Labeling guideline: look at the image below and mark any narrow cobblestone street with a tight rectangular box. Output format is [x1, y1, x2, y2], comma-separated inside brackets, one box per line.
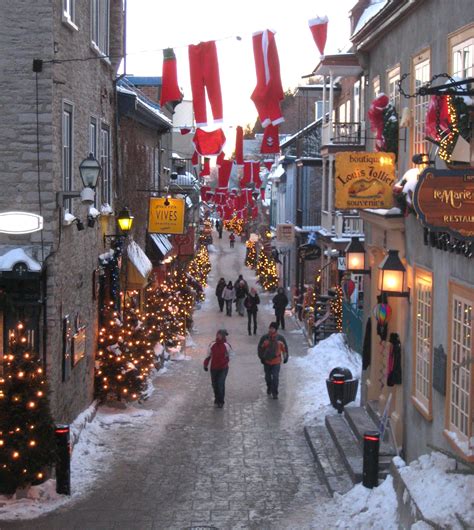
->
[1, 232, 330, 530]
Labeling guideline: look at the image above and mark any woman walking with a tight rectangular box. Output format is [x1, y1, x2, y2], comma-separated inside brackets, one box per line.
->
[215, 277, 226, 312]
[222, 281, 235, 316]
[272, 287, 289, 330]
[203, 329, 232, 408]
[244, 287, 260, 335]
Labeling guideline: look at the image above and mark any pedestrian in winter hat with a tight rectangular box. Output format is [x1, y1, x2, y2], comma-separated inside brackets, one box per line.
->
[257, 322, 288, 399]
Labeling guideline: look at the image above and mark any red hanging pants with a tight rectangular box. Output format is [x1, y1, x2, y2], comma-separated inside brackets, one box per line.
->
[251, 30, 285, 128]
[188, 40, 223, 127]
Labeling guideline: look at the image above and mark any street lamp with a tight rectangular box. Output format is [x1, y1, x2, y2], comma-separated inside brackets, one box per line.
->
[117, 207, 134, 233]
[78, 153, 101, 203]
[378, 249, 410, 298]
[345, 236, 371, 275]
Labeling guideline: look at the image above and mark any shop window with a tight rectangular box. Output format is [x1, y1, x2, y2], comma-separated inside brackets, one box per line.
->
[448, 23, 474, 79]
[387, 65, 400, 114]
[446, 283, 473, 459]
[412, 269, 433, 419]
[411, 49, 430, 162]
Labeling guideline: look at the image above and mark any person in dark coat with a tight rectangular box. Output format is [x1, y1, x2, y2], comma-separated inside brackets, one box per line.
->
[244, 287, 260, 335]
[229, 232, 235, 248]
[257, 322, 289, 399]
[235, 279, 248, 316]
[215, 277, 226, 312]
[272, 287, 289, 330]
[203, 329, 232, 407]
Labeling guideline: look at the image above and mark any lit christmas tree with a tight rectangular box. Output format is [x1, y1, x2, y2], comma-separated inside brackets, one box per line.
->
[245, 240, 257, 269]
[0, 323, 56, 494]
[331, 285, 343, 332]
[95, 302, 146, 402]
[256, 250, 278, 291]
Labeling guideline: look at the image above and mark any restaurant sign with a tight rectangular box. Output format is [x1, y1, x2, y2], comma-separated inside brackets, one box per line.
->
[335, 152, 395, 209]
[413, 167, 474, 242]
[148, 198, 185, 235]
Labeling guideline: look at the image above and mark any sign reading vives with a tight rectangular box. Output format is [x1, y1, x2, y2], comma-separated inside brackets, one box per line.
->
[335, 152, 395, 209]
[148, 198, 185, 235]
[413, 167, 474, 242]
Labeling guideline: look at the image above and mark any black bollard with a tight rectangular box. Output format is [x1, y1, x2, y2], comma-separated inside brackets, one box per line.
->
[363, 430, 380, 488]
[332, 373, 346, 413]
[55, 424, 71, 495]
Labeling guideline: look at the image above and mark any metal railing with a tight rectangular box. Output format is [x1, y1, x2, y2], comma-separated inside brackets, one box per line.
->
[322, 121, 364, 146]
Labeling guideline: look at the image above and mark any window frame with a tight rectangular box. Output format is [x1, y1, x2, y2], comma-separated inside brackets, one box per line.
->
[62, 0, 78, 30]
[448, 23, 474, 79]
[62, 101, 74, 213]
[372, 76, 380, 99]
[100, 123, 112, 206]
[89, 116, 99, 207]
[387, 64, 401, 115]
[411, 267, 433, 420]
[91, 0, 110, 57]
[411, 48, 431, 164]
[445, 281, 474, 461]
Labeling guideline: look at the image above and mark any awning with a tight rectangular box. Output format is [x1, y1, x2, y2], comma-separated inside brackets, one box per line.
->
[125, 240, 152, 289]
[149, 233, 173, 258]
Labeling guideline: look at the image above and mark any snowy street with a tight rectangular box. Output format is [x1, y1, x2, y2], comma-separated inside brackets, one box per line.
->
[0, 232, 333, 529]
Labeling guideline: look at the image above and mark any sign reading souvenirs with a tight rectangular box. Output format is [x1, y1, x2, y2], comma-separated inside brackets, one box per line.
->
[276, 223, 295, 244]
[413, 167, 474, 242]
[148, 198, 186, 235]
[335, 152, 395, 209]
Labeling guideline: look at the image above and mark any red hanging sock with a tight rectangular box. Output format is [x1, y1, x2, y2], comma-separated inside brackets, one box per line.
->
[160, 48, 182, 107]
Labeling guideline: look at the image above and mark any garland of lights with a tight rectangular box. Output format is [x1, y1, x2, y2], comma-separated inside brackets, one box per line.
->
[438, 95, 460, 162]
[224, 216, 244, 235]
[0, 323, 56, 494]
[331, 285, 343, 333]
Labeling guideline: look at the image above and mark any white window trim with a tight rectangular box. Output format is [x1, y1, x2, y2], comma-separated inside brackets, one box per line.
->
[90, 0, 110, 61]
[62, 100, 74, 213]
[62, 0, 78, 31]
[100, 123, 112, 207]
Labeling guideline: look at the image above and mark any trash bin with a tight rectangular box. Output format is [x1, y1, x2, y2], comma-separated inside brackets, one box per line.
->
[326, 367, 359, 413]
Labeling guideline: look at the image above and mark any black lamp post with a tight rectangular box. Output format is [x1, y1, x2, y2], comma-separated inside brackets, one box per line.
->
[378, 249, 410, 298]
[345, 236, 371, 275]
[78, 153, 101, 203]
[104, 207, 134, 246]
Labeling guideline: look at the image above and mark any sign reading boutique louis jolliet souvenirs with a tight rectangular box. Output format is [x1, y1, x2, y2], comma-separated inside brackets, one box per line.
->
[335, 152, 395, 209]
[148, 197, 185, 235]
[413, 167, 474, 242]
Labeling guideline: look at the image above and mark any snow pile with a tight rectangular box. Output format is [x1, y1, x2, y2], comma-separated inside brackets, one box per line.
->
[293, 333, 361, 423]
[398, 452, 474, 528]
[328, 475, 398, 529]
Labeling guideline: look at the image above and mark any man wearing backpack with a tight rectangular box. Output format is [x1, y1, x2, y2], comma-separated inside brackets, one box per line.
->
[257, 322, 288, 399]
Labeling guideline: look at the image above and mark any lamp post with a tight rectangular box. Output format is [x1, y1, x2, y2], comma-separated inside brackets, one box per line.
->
[78, 153, 102, 203]
[378, 249, 410, 298]
[345, 236, 371, 275]
[103, 207, 134, 246]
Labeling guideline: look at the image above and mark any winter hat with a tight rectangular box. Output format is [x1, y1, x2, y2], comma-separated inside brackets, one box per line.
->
[217, 329, 228, 337]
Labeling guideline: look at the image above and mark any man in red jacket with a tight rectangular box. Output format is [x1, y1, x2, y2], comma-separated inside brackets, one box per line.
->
[257, 322, 288, 399]
[203, 329, 232, 408]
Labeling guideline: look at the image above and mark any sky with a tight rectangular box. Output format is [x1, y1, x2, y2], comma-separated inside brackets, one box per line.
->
[125, 0, 356, 133]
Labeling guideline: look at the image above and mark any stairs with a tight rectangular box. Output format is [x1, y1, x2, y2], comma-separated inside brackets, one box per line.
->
[305, 402, 398, 494]
[313, 293, 338, 344]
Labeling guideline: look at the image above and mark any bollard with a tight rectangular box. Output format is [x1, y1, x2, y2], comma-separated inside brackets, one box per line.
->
[332, 373, 346, 413]
[55, 424, 71, 495]
[362, 430, 380, 488]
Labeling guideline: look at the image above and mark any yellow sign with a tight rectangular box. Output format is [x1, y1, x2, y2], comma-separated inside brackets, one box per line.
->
[148, 197, 185, 234]
[335, 152, 395, 209]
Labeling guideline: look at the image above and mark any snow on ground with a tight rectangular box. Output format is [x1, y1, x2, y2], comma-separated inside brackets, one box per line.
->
[293, 333, 362, 424]
[397, 452, 474, 528]
[0, 360, 181, 520]
[323, 475, 398, 530]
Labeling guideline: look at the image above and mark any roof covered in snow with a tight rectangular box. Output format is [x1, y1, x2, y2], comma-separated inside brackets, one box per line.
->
[353, 0, 390, 36]
[0, 248, 42, 272]
[127, 240, 152, 279]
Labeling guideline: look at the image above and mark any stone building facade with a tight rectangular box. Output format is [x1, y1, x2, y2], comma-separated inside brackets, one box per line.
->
[0, 0, 124, 422]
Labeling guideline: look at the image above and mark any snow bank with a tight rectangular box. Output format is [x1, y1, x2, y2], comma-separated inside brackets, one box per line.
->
[293, 333, 362, 423]
[398, 452, 474, 528]
[329, 476, 398, 529]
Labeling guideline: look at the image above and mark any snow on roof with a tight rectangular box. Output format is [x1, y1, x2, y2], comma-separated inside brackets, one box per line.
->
[123, 76, 162, 86]
[0, 248, 41, 272]
[353, 0, 389, 35]
[127, 240, 152, 279]
[364, 207, 402, 216]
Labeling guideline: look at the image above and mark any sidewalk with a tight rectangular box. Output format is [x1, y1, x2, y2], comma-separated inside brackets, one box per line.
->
[0, 232, 329, 530]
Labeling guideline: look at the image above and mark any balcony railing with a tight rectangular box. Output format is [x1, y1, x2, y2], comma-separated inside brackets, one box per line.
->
[335, 214, 364, 238]
[322, 121, 364, 146]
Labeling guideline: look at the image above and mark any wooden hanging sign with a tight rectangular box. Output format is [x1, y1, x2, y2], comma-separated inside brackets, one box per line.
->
[413, 167, 474, 241]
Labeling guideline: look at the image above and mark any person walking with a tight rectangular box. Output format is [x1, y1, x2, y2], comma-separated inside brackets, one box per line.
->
[272, 287, 289, 330]
[257, 322, 289, 399]
[235, 279, 248, 316]
[235, 274, 248, 292]
[217, 222, 223, 239]
[203, 329, 232, 408]
[229, 232, 235, 248]
[244, 287, 260, 335]
[215, 277, 226, 312]
[222, 281, 235, 316]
